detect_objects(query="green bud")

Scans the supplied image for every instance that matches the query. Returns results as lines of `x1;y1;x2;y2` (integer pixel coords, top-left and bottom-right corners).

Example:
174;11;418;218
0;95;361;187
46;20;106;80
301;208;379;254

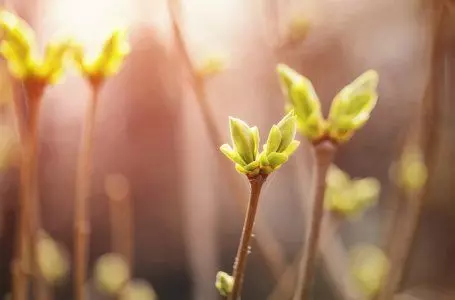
393;145;427;192
276;111;297;152
277;64;325;141
328;70;379;143
352;178;381;206
324;165;380;218
229;117;255;163
259;112;301;173
215;271;233;297
350;244;389;297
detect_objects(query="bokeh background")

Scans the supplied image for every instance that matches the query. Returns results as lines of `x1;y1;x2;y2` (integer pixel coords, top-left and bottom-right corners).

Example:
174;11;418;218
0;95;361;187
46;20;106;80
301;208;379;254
0;0;454;299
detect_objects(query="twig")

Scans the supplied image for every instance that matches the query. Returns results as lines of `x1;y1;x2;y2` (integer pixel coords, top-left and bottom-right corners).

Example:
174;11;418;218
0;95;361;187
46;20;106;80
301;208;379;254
293;141;336;300
74;82;101;300
11;80;44;300
268;149;362;300
166;0;288;282
229;174;267;300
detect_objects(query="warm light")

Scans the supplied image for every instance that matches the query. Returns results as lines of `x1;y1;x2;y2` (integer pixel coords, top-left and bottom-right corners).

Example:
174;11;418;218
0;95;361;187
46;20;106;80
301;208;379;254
41;0;134;53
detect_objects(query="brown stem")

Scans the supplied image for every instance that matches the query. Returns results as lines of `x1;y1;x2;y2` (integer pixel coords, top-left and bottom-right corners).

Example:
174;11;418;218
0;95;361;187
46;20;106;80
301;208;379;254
268;150;361;300
167;0;288;283
293;141;336;300
12;81;44;300
269;212;361;300
74;83;101;300
228;174;267;300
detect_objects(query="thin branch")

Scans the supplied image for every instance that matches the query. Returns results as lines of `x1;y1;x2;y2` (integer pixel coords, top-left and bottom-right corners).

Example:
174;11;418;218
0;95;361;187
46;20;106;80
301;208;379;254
229;174;267;300
166;0;288;282
293;141;336;300
74;83;101;300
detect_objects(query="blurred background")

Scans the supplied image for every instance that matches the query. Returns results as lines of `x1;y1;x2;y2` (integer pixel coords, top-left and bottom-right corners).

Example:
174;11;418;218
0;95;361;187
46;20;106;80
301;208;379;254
0;0;454;299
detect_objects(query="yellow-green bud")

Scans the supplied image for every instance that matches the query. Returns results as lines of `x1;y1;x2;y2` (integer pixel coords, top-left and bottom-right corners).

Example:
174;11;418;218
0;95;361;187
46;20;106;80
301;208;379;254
350;244;389;297
215;271;233;297
328;70;379;143
276;64;326;141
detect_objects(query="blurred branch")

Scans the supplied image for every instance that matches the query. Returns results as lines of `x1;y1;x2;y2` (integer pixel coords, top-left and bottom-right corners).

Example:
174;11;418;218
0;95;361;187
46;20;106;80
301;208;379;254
269;149;363;300
166;0;289;288
376;2;447;299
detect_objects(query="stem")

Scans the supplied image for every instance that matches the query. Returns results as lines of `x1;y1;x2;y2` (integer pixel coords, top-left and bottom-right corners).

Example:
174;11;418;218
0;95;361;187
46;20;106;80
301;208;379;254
12;81;44;300
268;151;361;300
74;83;101;300
293;141;336;300
167;0;288;282
228;174;267;300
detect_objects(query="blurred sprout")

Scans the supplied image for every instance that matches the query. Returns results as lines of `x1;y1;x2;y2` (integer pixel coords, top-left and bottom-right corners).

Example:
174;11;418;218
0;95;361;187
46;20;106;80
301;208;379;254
287;16;310;43
36;231;69;285
391;145;427;193
0;125;18;169
120;279;157;300
71;28;130;83
324;165;380;218
328;70;379;142
220;113;300;176
276;65;379;144
195;53;228;77
215;271;233;297
105;173;130;201
0;10;73;84
259;111;300;173
350;244;389;297
276;64;326;141
94;253;130;295
3;293;10;300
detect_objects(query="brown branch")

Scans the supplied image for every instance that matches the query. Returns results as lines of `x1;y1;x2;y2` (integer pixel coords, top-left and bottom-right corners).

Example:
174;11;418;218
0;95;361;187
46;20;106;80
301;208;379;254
12;80;44;300
229;174;267;300
293;141;336;300
74;83;101;300
166;0;288;283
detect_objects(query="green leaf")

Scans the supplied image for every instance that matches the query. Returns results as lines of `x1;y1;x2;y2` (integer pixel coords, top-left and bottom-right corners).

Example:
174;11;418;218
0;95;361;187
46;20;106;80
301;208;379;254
244;160;260;172
276;112;297;152
266;125;282;154
290;79;321;121
235;164;248;175
220;144;246;166
259;151;269;166
282;140;300;157
229;117;255;163
267;152;288;168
